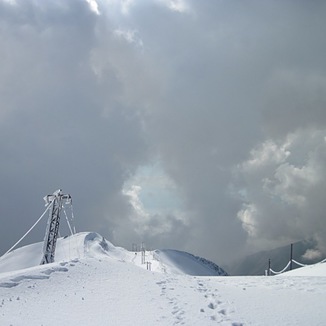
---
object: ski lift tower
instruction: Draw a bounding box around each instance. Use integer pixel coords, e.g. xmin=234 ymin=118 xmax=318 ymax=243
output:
xmin=40 ymin=189 xmax=72 ymax=265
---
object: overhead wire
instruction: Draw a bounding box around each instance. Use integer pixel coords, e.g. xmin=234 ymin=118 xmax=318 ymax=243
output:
xmin=70 ymin=203 xmax=76 ymax=234
xmin=62 ymin=206 xmax=74 ymax=236
xmin=1 ymin=201 xmax=54 ymax=257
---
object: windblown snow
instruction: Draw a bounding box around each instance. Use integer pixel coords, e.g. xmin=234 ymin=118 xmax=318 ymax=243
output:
xmin=0 ymin=232 xmax=325 ymax=325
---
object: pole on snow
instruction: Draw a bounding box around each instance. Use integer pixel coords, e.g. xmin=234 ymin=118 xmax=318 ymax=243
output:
xmin=290 ymin=243 xmax=293 ymax=271
xmin=268 ymin=258 xmax=271 ymax=276
xmin=40 ymin=189 xmax=72 ymax=265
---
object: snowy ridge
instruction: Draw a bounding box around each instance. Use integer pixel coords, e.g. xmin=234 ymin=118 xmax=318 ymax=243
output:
xmin=0 ymin=232 xmax=226 ymax=277
xmin=1 ymin=232 xmax=326 ymax=325
xmin=154 ymin=249 xmax=228 ymax=276
xmin=0 ymin=232 xmax=124 ymax=273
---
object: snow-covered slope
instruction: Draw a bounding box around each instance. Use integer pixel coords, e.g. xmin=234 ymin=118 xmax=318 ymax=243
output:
xmin=154 ymin=249 xmax=228 ymax=276
xmin=0 ymin=232 xmax=122 ymax=273
xmin=0 ymin=232 xmax=326 ymax=325
xmin=0 ymin=232 xmax=226 ymax=276
xmin=279 ymin=261 xmax=326 ymax=277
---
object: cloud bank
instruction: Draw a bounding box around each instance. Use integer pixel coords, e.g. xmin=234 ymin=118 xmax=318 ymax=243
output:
xmin=1 ymin=0 xmax=326 ymax=265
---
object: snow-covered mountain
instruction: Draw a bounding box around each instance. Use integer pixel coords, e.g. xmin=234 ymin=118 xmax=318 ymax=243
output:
xmin=0 ymin=232 xmax=326 ymax=325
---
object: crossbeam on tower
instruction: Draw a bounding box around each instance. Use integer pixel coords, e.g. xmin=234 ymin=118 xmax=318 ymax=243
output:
xmin=40 ymin=189 xmax=72 ymax=265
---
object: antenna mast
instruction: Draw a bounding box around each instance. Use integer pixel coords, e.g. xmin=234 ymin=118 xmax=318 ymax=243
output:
xmin=40 ymin=189 xmax=72 ymax=265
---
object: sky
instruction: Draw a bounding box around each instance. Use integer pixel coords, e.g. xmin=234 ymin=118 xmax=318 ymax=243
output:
xmin=0 ymin=0 xmax=326 ymax=266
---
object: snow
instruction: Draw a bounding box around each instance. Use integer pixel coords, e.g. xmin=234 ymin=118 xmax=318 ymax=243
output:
xmin=0 ymin=232 xmax=326 ymax=325
xmin=154 ymin=249 xmax=228 ymax=276
xmin=279 ymin=261 xmax=326 ymax=277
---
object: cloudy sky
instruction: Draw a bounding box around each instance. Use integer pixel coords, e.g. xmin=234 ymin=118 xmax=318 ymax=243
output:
xmin=1 ymin=0 xmax=326 ymax=266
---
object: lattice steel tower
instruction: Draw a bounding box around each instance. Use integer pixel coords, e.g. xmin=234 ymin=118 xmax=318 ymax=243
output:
xmin=40 ymin=189 xmax=72 ymax=265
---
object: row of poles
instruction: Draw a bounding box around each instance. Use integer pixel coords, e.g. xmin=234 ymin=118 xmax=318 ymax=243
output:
xmin=268 ymin=243 xmax=293 ymax=274
xmin=266 ymin=243 xmax=325 ymax=275
xmin=267 ymin=243 xmax=293 ymax=276
xmin=132 ymin=242 xmax=152 ymax=271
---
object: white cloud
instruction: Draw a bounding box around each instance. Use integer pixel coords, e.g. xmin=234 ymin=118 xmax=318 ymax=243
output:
xmin=99 ymin=0 xmax=134 ymax=15
xmin=86 ymin=0 xmax=100 ymax=15
xmin=240 ymin=140 xmax=290 ymax=172
xmin=237 ymin=203 xmax=257 ymax=237
xmin=157 ymin=0 xmax=190 ymax=13
xmin=302 ymin=248 xmax=323 ymax=261
xmin=122 ymin=183 xmax=187 ymax=237
xmin=119 ymin=161 xmax=190 ymax=245
xmin=264 ymin=162 xmax=318 ymax=207
xmin=235 ymin=128 xmax=326 ymax=253
xmin=113 ymin=29 xmax=143 ymax=47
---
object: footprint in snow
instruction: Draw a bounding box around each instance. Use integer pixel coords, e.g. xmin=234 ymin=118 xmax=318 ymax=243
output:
xmin=41 ymin=267 xmax=68 ymax=275
xmin=208 ymin=302 xmax=217 ymax=310
xmin=0 ymin=274 xmax=49 ymax=288
xmin=0 ymin=266 xmax=69 ymax=289
xmin=196 ymin=280 xmax=209 ymax=293
xmin=156 ymin=281 xmax=166 ymax=285
xmin=218 ymin=308 xmax=227 ymax=315
xmin=0 ymin=282 xmax=19 ymax=288
xmin=11 ymin=275 xmax=49 ymax=282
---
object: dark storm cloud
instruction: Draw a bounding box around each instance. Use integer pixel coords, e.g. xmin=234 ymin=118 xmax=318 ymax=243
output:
xmin=1 ymin=0 xmax=326 ymax=265
xmin=0 ymin=0 xmax=150 ymax=253
xmin=132 ymin=0 xmax=326 ymax=262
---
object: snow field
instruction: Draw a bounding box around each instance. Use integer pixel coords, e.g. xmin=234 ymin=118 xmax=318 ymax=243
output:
xmin=0 ymin=232 xmax=326 ymax=325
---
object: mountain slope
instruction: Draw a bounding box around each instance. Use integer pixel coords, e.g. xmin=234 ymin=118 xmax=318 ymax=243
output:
xmin=154 ymin=249 xmax=228 ymax=276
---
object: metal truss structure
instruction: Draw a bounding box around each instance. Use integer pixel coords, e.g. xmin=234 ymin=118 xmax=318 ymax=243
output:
xmin=40 ymin=189 xmax=72 ymax=265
